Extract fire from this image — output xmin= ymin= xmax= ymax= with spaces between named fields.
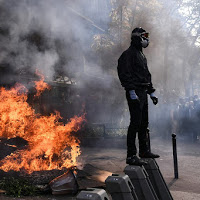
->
xmin=34 ymin=70 xmax=50 ymax=97
xmin=0 ymin=74 xmax=84 ymax=173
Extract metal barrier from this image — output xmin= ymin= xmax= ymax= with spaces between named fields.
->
xmin=87 ymin=123 xmax=128 ymax=138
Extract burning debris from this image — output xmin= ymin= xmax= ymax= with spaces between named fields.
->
xmin=53 ymin=76 xmax=77 ymax=85
xmin=34 ymin=70 xmax=51 ymax=97
xmin=0 ymin=72 xmax=85 ymax=174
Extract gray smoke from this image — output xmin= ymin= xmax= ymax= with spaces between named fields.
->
xmin=0 ymin=0 xmax=200 ymax=141
xmin=0 ymin=0 xmax=110 ymax=83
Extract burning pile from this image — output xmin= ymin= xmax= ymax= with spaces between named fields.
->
xmin=0 ymin=73 xmax=84 ymax=174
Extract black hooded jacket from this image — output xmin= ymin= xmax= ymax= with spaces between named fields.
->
xmin=117 ymin=38 xmax=155 ymax=94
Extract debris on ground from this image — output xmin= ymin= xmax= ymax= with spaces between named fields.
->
xmin=49 ymin=169 xmax=79 ymax=195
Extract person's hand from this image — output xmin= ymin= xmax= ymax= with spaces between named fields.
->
xmin=150 ymin=92 xmax=158 ymax=105
xmin=129 ymin=90 xmax=139 ymax=101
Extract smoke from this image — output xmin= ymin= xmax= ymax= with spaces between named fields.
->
xmin=0 ymin=0 xmax=200 ymax=142
xmin=0 ymin=0 xmax=110 ymax=83
xmin=110 ymin=0 xmax=200 ymax=140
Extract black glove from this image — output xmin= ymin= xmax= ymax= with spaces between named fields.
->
xmin=150 ymin=93 xmax=158 ymax=105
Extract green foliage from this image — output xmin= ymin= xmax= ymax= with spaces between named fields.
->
xmin=0 ymin=177 xmax=38 ymax=197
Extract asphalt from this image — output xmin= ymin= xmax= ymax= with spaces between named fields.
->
xmin=1 ymin=137 xmax=200 ymax=200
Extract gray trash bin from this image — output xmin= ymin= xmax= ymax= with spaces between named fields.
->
xmin=142 ymin=158 xmax=173 ymax=200
xmin=105 ymin=173 xmax=138 ymax=200
xmin=76 ymin=188 xmax=110 ymax=200
xmin=124 ymin=165 xmax=159 ymax=200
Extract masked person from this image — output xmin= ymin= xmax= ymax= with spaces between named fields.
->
xmin=117 ymin=27 xmax=160 ymax=166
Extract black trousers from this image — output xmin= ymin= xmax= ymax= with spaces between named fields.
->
xmin=126 ymin=89 xmax=149 ymax=157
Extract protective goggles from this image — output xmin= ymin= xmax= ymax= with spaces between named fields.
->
xmin=131 ymin=32 xmax=149 ymax=38
xmin=141 ymin=32 xmax=149 ymax=38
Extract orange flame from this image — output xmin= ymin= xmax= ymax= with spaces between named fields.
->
xmin=34 ymin=70 xmax=50 ymax=97
xmin=0 ymin=75 xmax=84 ymax=173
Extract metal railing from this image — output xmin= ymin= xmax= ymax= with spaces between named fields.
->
xmin=83 ymin=123 xmax=128 ymax=138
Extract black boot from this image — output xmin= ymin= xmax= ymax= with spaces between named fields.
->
xmin=126 ymin=155 xmax=148 ymax=166
xmin=139 ymin=152 xmax=160 ymax=158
